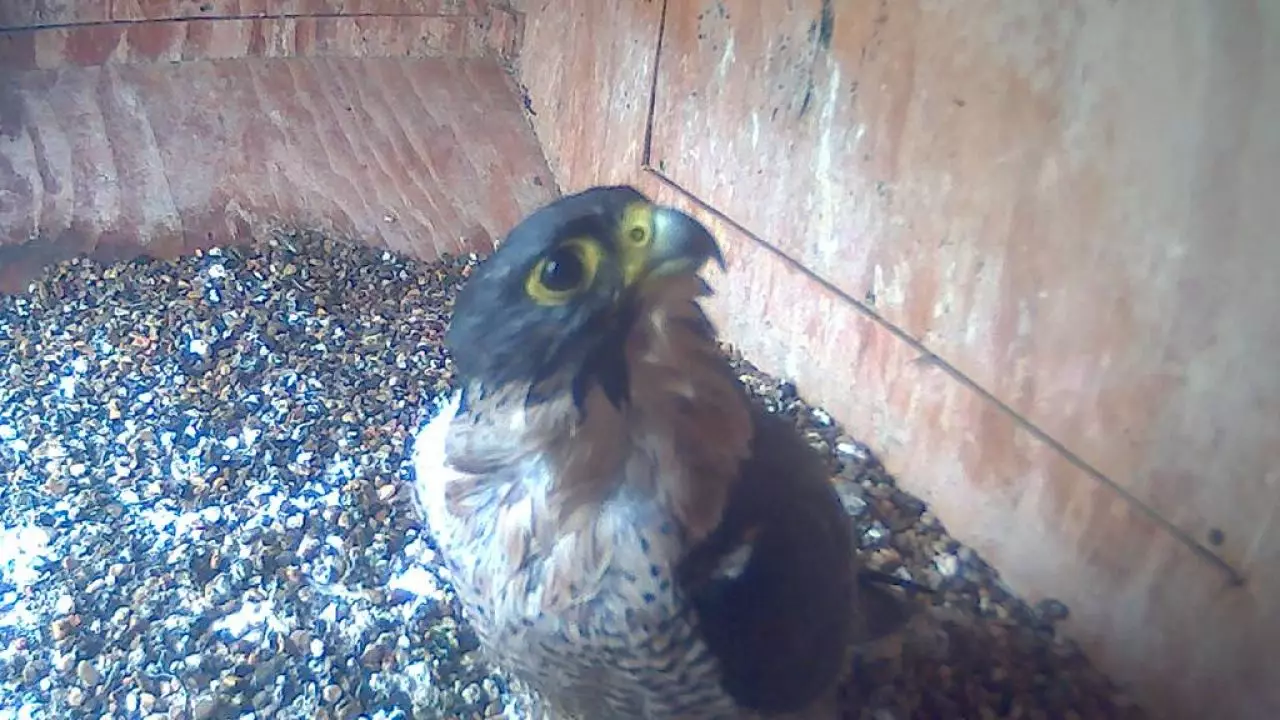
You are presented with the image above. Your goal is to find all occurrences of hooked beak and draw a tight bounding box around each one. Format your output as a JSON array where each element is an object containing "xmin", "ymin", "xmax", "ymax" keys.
[{"xmin": 646, "ymin": 206, "xmax": 726, "ymax": 278}]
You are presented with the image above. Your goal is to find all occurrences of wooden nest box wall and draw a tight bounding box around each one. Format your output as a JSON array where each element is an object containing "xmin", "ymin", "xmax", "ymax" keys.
[{"xmin": 2, "ymin": 1, "xmax": 1278, "ymax": 718}]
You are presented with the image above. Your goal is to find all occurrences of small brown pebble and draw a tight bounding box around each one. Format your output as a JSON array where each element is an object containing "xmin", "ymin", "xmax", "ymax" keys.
[
  {"xmin": 76, "ymin": 659, "xmax": 101, "ymax": 686},
  {"xmin": 377, "ymin": 482, "xmax": 399, "ymax": 502},
  {"xmin": 50, "ymin": 617, "xmax": 75, "ymax": 641},
  {"xmin": 360, "ymin": 645, "xmax": 385, "ymax": 669}
]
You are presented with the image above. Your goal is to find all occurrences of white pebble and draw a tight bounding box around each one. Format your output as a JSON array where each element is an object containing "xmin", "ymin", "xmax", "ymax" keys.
[
  {"xmin": 188, "ymin": 338, "xmax": 208, "ymax": 356},
  {"xmin": 54, "ymin": 594, "xmax": 75, "ymax": 614},
  {"xmin": 200, "ymin": 507, "xmax": 223, "ymax": 524},
  {"xmin": 207, "ymin": 264, "xmax": 227, "ymax": 279},
  {"xmin": 0, "ymin": 425, "xmax": 15, "ymax": 440},
  {"xmin": 310, "ymin": 638, "xmax": 325, "ymax": 657},
  {"xmin": 935, "ymin": 554, "xmax": 959, "ymax": 577}
]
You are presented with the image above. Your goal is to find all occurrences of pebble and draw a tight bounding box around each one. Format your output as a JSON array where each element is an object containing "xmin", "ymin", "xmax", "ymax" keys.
[
  {"xmin": 65, "ymin": 686, "xmax": 85, "ymax": 707},
  {"xmin": 934, "ymin": 554, "xmax": 959, "ymax": 578},
  {"xmin": 75, "ymin": 659, "xmax": 100, "ymax": 686}
]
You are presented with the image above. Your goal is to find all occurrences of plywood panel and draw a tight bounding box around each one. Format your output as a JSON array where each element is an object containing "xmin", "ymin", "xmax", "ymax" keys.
[
  {"xmin": 0, "ymin": 15, "xmax": 495, "ymax": 67},
  {"xmin": 506, "ymin": 0, "xmax": 662, "ymax": 190},
  {"xmin": 509, "ymin": 0, "xmax": 1280, "ymax": 717},
  {"xmin": 0, "ymin": 1, "xmax": 525, "ymax": 65},
  {"xmin": 0, "ymin": 55, "xmax": 555, "ymax": 291},
  {"xmin": 0, "ymin": 1, "xmax": 487, "ymax": 29},
  {"xmin": 647, "ymin": 0, "xmax": 1280, "ymax": 579}
]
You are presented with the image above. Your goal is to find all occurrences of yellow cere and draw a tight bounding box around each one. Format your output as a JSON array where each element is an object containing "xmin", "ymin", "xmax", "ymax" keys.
[
  {"xmin": 524, "ymin": 237, "xmax": 604, "ymax": 306},
  {"xmin": 618, "ymin": 201, "xmax": 655, "ymax": 287}
]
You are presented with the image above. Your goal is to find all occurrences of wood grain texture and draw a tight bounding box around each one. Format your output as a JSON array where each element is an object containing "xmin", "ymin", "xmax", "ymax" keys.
[
  {"xmin": 506, "ymin": 0, "xmax": 662, "ymax": 190},
  {"xmin": 0, "ymin": 1, "xmax": 108, "ymax": 29},
  {"xmin": 0, "ymin": 1, "xmax": 524, "ymax": 66},
  {"xmin": 0, "ymin": 56, "xmax": 555, "ymax": 291},
  {"xmin": 0, "ymin": 1, "xmax": 489, "ymax": 29},
  {"xmin": 0, "ymin": 16, "xmax": 495, "ymax": 68},
  {"xmin": 649, "ymin": 0, "xmax": 1280, "ymax": 578},
  {"xmin": 510, "ymin": 0, "xmax": 1280, "ymax": 717}
]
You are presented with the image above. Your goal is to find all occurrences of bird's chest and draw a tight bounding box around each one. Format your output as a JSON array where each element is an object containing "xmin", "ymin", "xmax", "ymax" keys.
[
  {"xmin": 435, "ymin": 492, "xmax": 737, "ymax": 718},
  {"xmin": 411, "ymin": 397, "xmax": 743, "ymax": 717},
  {"xmin": 464, "ymin": 564, "xmax": 728, "ymax": 717}
]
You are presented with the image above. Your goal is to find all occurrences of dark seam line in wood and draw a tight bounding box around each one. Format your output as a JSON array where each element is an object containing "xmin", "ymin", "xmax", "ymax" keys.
[
  {"xmin": 638, "ymin": 0, "xmax": 1246, "ymax": 589},
  {"xmin": 639, "ymin": 0, "xmax": 669, "ymax": 170}
]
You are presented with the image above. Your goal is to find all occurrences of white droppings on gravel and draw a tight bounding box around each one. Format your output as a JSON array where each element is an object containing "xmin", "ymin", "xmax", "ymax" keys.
[
  {"xmin": 0, "ymin": 525, "xmax": 52, "ymax": 629},
  {"xmin": 212, "ymin": 598, "xmax": 287, "ymax": 643},
  {"xmin": 387, "ymin": 564, "xmax": 444, "ymax": 621},
  {"xmin": 0, "ymin": 701, "xmax": 41, "ymax": 720},
  {"xmin": 140, "ymin": 504, "xmax": 206, "ymax": 542}
]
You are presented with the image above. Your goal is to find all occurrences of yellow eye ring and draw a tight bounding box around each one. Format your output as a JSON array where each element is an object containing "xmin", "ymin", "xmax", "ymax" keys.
[
  {"xmin": 524, "ymin": 238, "xmax": 603, "ymax": 305},
  {"xmin": 621, "ymin": 201, "xmax": 653, "ymax": 247}
]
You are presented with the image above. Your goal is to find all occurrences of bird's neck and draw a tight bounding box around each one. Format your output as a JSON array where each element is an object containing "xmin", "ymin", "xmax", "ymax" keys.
[
  {"xmin": 450, "ymin": 284, "xmax": 754, "ymax": 544},
  {"xmin": 605, "ymin": 293, "xmax": 755, "ymax": 542}
]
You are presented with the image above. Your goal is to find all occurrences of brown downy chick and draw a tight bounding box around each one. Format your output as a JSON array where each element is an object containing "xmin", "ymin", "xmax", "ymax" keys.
[{"xmin": 411, "ymin": 185, "xmax": 914, "ymax": 719}]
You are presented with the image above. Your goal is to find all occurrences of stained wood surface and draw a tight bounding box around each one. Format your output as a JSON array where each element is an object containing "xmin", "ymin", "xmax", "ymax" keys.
[
  {"xmin": 650, "ymin": 0, "xmax": 1280, "ymax": 579},
  {"xmin": 0, "ymin": 53, "xmax": 554, "ymax": 292},
  {"xmin": 509, "ymin": 0, "xmax": 1280, "ymax": 718},
  {"xmin": 1, "ymin": 1, "xmax": 491, "ymax": 29},
  {"xmin": 0, "ymin": 0, "xmax": 524, "ymax": 68}
]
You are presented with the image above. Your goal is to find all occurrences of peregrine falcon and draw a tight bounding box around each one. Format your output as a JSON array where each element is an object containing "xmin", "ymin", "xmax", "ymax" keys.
[{"xmin": 412, "ymin": 186, "xmax": 912, "ymax": 719}]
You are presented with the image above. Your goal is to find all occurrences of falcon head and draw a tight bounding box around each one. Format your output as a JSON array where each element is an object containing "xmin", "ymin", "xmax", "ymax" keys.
[{"xmin": 445, "ymin": 185, "xmax": 725, "ymax": 411}]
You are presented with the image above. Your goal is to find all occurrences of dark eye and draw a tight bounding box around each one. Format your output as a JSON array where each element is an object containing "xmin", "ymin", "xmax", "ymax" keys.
[
  {"xmin": 540, "ymin": 246, "xmax": 585, "ymax": 292},
  {"xmin": 524, "ymin": 238, "xmax": 601, "ymax": 305}
]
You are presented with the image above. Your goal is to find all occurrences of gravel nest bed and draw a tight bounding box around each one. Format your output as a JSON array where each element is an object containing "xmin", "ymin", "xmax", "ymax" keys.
[{"xmin": 0, "ymin": 231, "xmax": 1146, "ymax": 720}]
